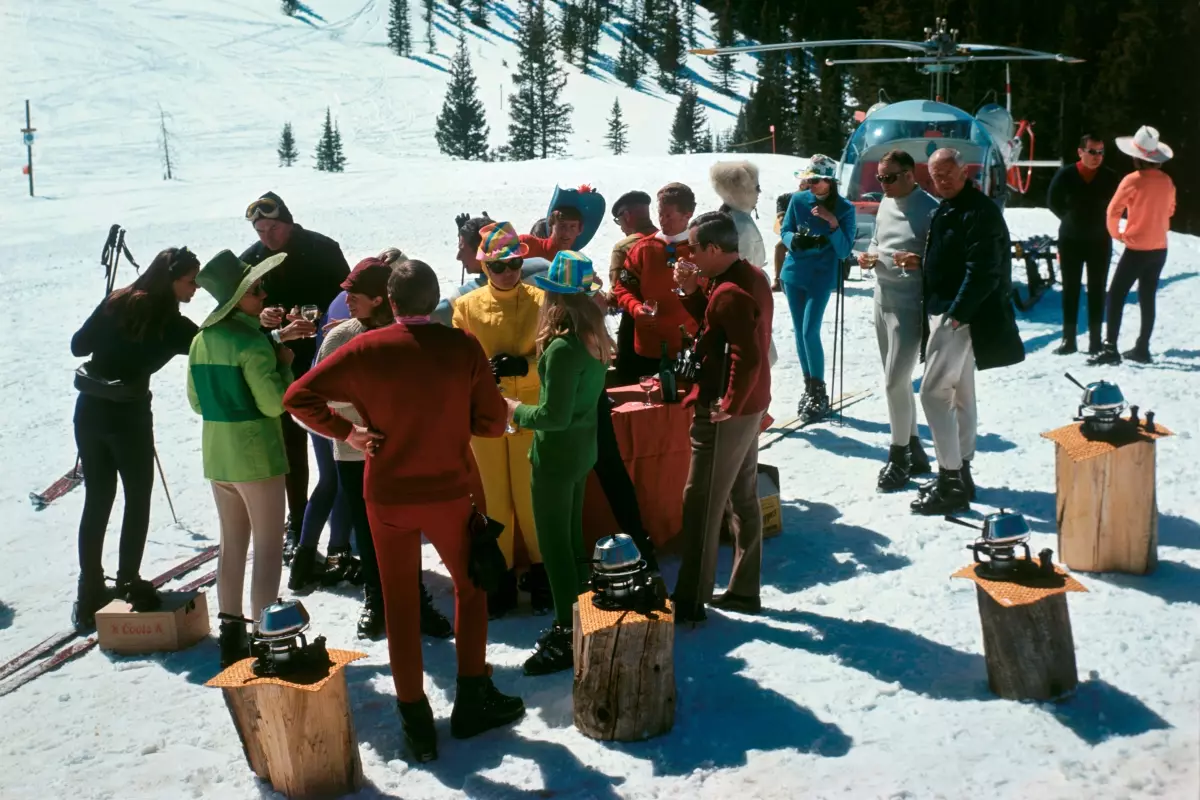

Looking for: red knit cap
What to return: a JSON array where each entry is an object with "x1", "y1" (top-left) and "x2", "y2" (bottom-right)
[{"x1": 341, "y1": 257, "x2": 392, "y2": 298}]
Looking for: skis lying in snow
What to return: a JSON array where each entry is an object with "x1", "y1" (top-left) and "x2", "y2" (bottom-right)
[
  {"x1": 29, "y1": 463, "x2": 85, "y2": 510},
  {"x1": 0, "y1": 546, "x2": 219, "y2": 693},
  {"x1": 758, "y1": 389, "x2": 874, "y2": 450}
]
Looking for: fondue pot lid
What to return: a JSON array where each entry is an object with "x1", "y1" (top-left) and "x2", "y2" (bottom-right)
[
  {"x1": 256, "y1": 598, "x2": 311, "y2": 641},
  {"x1": 593, "y1": 533, "x2": 643, "y2": 571},
  {"x1": 982, "y1": 509, "x2": 1031, "y2": 544},
  {"x1": 1083, "y1": 380, "x2": 1125, "y2": 409}
]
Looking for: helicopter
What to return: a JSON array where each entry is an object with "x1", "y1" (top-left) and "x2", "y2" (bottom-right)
[{"x1": 693, "y1": 18, "x2": 1084, "y2": 252}]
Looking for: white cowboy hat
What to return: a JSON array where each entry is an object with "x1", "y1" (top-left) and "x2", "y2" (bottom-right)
[{"x1": 1115, "y1": 125, "x2": 1173, "y2": 163}]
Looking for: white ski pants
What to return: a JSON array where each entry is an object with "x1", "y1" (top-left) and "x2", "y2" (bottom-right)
[
  {"x1": 211, "y1": 476, "x2": 285, "y2": 622},
  {"x1": 919, "y1": 314, "x2": 977, "y2": 471},
  {"x1": 873, "y1": 300, "x2": 923, "y2": 446}
]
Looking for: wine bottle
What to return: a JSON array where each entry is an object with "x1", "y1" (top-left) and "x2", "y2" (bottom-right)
[{"x1": 658, "y1": 341, "x2": 678, "y2": 403}]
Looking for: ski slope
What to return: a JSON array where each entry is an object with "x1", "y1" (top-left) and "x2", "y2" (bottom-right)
[{"x1": 1, "y1": 2, "x2": 1198, "y2": 799}]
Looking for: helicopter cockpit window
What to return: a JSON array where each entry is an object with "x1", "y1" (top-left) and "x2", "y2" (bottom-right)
[{"x1": 845, "y1": 118, "x2": 990, "y2": 164}]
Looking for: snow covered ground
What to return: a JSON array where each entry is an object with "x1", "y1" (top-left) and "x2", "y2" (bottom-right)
[{"x1": 1, "y1": 2, "x2": 1198, "y2": 799}]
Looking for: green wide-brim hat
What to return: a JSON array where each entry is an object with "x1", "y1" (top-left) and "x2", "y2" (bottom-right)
[{"x1": 197, "y1": 249, "x2": 288, "y2": 328}]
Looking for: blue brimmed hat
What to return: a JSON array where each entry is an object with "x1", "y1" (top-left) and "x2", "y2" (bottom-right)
[
  {"x1": 794, "y1": 154, "x2": 839, "y2": 182},
  {"x1": 534, "y1": 250, "x2": 602, "y2": 295}
]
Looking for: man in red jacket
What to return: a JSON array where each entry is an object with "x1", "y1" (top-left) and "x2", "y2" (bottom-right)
[
  {"x1": 520, "y1": 206, "x2": 583, "y2": 260},
  {"x1": 671, "y1": 211, "x2": 773, "y2": 623},
  {"x1": 612, "y1": 183, "x2": 702, "y2": 379},
  {"x1": 282, "y1": 260, "x2": 524, "y2": 763}
]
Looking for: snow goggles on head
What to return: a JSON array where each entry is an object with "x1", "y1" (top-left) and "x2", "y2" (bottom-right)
[{"x1": 245, "y1": 197, "x2": 282, "y2": 222}]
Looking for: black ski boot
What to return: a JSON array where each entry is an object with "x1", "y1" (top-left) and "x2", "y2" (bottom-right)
[
  {"x1": 282, "y1": 513, "x2": 301, "y2": 566},
  {"x1": 1087, "y1": 343, "x2": 1121, "y2": 366},
  {"x1": 961, "y1": 458, "x2": 976, "y2": 501},
  {"x1": 800, "y1": 379, "x2": 830, "y2": 423},
  {"x1": 357, "y1": 584, "x2": 385, "y2": 640},
  {"x1": 397, "y1": 695, "x2": 438, "y2": 763},
  {"x1": 908, "y1": 436, "x2": 932, "y2": 476},
  {"x1": 910, "y1": 469, "x2": 970, "y2": 515},
  {"x1": 450, "y1": 675, "x2": 526, "y2": 739},
  {"x1": 522, "y1": 623, "x2": 574, "y2": 676},
  {"x1": 321, "y1": 546, "x2": 358, "y2": 586},
  {"x1": 487, "y1": 568, "x2": 518, "y2": 620},
  {"x1": 1123, "y1": 345, "x2": 1153, "y2": 364},
  {"x1": 796, "y1": 377, "x2": 815, "y2": 417},
  {"x1": 1087, "y1": 334, "x2": 1103, "y2": 356},
  {"x1": 114, "y1": 575, "x2": 162, "y2": 612},
  {"x1": 519, "y1": 563, "x2": 553, "y2": 616},
  {"x1": 72, "y1": 575, "x2": 112, "y2": 633},
  {"x1": 218, "y1": 620, "x2": 250, "y2": 668},
  {"x1": 420, "y1": 581, "x2": 453, "y2": 639},
  {"x1": 287, "y1": 546, "x2": 325, "y2": 592},
  {"x1": 877, "y1": 445, "x2": 912, "y2": 493},
  {"x1": 1053, "y1": 326, "x2": 1077, "y2": 356}
]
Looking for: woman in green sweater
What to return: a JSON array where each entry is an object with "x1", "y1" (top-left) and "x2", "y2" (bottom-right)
[{"x1": 506, "y1": 250, "x2": 609, "y2": 676}]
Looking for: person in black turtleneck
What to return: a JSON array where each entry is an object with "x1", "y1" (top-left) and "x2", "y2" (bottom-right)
[
  {"x1": 1047, "y1": 134, "x2": 1121, "y2": 355},
  {"x1": 241, "y1": 192, "x2": 349, "y2": 562},
  {"x1": 69, "y1": 247, "x2": 201, "y2": 630}
]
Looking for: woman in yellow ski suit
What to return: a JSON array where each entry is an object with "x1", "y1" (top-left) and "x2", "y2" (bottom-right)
[{"x1": 452, "y1": 221, "x2": 549, "y2": 618}]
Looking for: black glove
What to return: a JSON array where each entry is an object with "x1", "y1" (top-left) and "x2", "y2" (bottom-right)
[
  {"x1": 455, "y1": 212, "x2": 470, "y2": 233},
  {"x1": 491, "y1": 353, "x2": 529, "y2": 379}
]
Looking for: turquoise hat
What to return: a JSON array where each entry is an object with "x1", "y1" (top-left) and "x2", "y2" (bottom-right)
[
  {"x1": 196, "y1": 249, "x2": 287, "y2": 328},
  {"x1": 794, "y1": 153, "x2": 839, "y2": 182},
  {"x1": 534, "y1": 250, "x2": 602, "y2": 295}
]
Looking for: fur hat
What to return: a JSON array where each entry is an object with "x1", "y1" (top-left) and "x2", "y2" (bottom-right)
[{"x1": 710, "y1": 161, "x2": 761, "y2": 213}]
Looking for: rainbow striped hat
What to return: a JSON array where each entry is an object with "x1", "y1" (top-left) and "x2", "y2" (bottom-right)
[
  {"x1": 476, "y1": 221, "x2": 530, "y2": 262},
  {"x1": 535, "y1": 250, "x2": 601, "y2": 295}
]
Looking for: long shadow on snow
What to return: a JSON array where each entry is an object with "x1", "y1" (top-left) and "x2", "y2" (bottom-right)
[
  {"x1": 835, "y1": 415, "x2": 1017, "y2": 454},
  {"x1": 0, "y1": 600, "x2": 13, "y2": 631},
  {"x1": 1085, "y1": 560, "x2": 1200, "y2": 605},
  {"x1": 768, "y1": 502, "x2": 911, "y2": 594},
  {"x1": 967, "y1": 486, "x2": 1057, "y2": 534}
]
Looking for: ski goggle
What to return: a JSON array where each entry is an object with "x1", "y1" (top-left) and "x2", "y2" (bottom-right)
[{"x1": 245, "y1": 197, "x2": 282, "y2": 223}]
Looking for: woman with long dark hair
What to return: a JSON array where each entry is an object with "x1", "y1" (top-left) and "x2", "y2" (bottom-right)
[{"x1": 70, "y1": 246, "x2": 201, "y2": 630}]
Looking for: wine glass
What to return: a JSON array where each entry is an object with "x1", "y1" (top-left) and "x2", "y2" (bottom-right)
[
  {"x1": 638, "y1": 375, "x2": 657, "y2": 407},
  {"x1": 301, "y1": 304, "x2": 320, "y2": 322},
  {"x1": 642, "y1": 299, "x2": 658, "y2": 318},
  {"x1": 892, "y1": 252, "x2": 912, "y2": 279},
  {"x1": 709, "y1": 398, "x2": 724, "y2": 418},
  {"x1": 673, "y1": 260, "x2": 696, "y2": 296}
]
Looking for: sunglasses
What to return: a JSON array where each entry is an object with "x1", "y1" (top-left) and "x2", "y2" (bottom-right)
[
  {"x1": 1084, "y1": 148, "x2": 1105, "y2": 156},
  {"x1": 486, "y1": 258, "x2": 523, "y2": 273},
  {"x1": 245, "y1": 198, "x2": 282, "y2": 223},
  {"x1": 247, "y1": 281, "x2": 267, "y2": 297},
  {"x1": 876, "y1": 172, "x2": 906, "y2": 185}
]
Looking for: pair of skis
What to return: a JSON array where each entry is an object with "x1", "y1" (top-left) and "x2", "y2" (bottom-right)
[
  {"x1": 758, "y1": 389, "x2": 874, "y2": 451},
  {"x1": 30, "y1": 463, "x2": 85, "y2": 510},
  {"x1": 0, "y1": 546, "x2": 220, "y2": 698}
]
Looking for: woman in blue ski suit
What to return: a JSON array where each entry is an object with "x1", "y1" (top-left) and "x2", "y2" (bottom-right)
[{"x1": 779, "y1": 154, "x2": 856, "y2": 420}]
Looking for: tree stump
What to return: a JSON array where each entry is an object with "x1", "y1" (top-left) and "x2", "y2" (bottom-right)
[
  {"x1": 1054, "y1": 437, "x2": 1158, "y2": 574},
  {"x1": 207, "y1": 649, "x2": 364, "y2": 799},
  {"x1": 975, "y1": 587, "x2": 1078, "y2": 701},
  {"x1": 572, "y1": 592, "x2": 675, "y2": 741}
]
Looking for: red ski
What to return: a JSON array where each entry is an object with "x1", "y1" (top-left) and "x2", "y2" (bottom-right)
[
  {"x1": 0, "y1": 638, "x2": 98, "y2": 698},
  {"x1": 30, "y1": 462, "x2": 84, "y2": 510}
]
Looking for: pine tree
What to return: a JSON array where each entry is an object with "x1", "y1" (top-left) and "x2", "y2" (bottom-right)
[
  {"x1": 560, "y1": 4, "x2": 582, "y2": 64},
  {"x1": 631, "y1": 0, "x2": 656, "y2": 55},
  {"x1": 668, "y1": 83, "x2": 709, "y2": 154},
  {"x1": 436, "y1": 33, "x2": 491, "y2": 160},
  {"x1": 314, "y1": 108, "x2": 338, "y2": 171},
  {"x1": 615, "y1": 32, "x2": 642, "y2": 88},
  {"x1": 387, "y1": 0, "x2": 412, "y2": 57},
  {"x1": 506, "y1": 0, "x2": 573, "y2": 159},
  {"x1": 605, "y1": 98, "x2": 629, "y2": 155},
  {"x1": 422, "y1": 0, "x2": 435, "y2": 52},
  {"x1": 741, "y1": 50, "x2": 787, "y2": 154},
  {"x1": 469, "y1": 0, "x2": 488, "y2": 28},
  {"x1": 579, "y1": 0, "x2": 604, "y2": 72},
  {"x1": 681, "y1": 0, "x2": 696, "y2": 48},
  {"x1": 655, "y1": 0, "x2": 684, "y2": 92},
  {"x1": 332, "y1": 121, "x2": 346, "y2": 172},
  {"x1": 281, "y1": 0, "x2": 299, "y2": 16},
  {"x1": 452, "y1": 2, "x2": 465, "y2": 30},
  {"x1": 712, "y1": 2, "x2": 736, "y2": 94},
  {"x1": 277, "y1": 122, "x2": 298, "y2": 166}
]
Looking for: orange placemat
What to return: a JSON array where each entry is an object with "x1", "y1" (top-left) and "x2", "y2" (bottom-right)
[
  {"x1": 206, "y1": 648, "x2": 365, "y2": 692},
  {"x1": 952, "y1": 563, "x2": 1087, "y2": 607},
  {"x1": 1041, "y1": 419, "x2": 1173, "y2": 463},
  {"x1": 576, "y1": 591, "x2": 673, "y2": 637}
]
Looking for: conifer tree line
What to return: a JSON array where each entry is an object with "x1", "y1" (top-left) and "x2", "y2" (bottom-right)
[{"x1": 699, "y1": 0, "x2": 1200, "y2": 232}]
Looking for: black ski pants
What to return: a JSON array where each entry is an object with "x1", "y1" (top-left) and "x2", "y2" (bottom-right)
[
  {"x1": 280, "y1": 411, "x2": 310, "y2": 528},
  {"x1": 74, "y1": 394, "x2": 156, "y2": 586},
  {"x1": 593, "y1": 391, "x2": 658, "y2": 570},
  {"x1": 1105, "y1": 248, "x2": 1168, "y2": 350},
  {"x1": 334, "y1": 460, "x2": 381, "y2": 603},
  {"x1": 1059, "y1": 237, "x2": 1112, "y2": 342}
]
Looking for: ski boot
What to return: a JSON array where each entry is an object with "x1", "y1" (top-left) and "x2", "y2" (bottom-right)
[
  {"x1": 796, "y1": 377, "x2": 815, "y2": 418},
  {"x1": 288, "y1": 546, "x2": 325, "y2": 593},
  {"x1": 1087, "y1": 334, "x2": 1103, "y2": 356},
  {"x1": 397, "y1": 695, "x2": 438, "y2": 762},
  {"x1": 910, "y1": 469, "x2": 970, "y2": 515},
  {"x1": 71, "y1": 575, "x2": 113, "y2": 633},
  {"x1": 519, "y1": 563, "x2": 553, "y2": 616},
  {"x1": 1087, "y1": 343, "x2": 1121, "y2": 366},
  {"x1": 523, "y1": 622, "x2": 574, "y2": 676},
  {"x1": 282, "y1": 513, "x2": 301, "y2": 566},
  {"x1": 1053, "y1": 326, "x2": 1077, "y2": 356},
  {"x1": 321, "y1": 546, "x2": 358, "y2": 586},
  {"x1": 450, "y1": 675, "x2": 525, "y2": 739},
  {"x1": 218, "y1": 619, "x2": 250, "y2": 669},
  {"x1": 487, "y1": 568, "x2": 518, "y2": 620},
  {"x1": 877, "y1": 445, "x2": 912, "y2": 493},
  {"x1": 908, "y1": 435, "x2": 932, "y2": 476},
  {"x1": 800, "y1": 379, "x2": 830, "y2": 423},
  {"x1": 1123, "y1": 345, "x2": 1153, "y2": 364},
  {"x1": 357, "y1": 590, "x2": 385, "y2": 640},
  {"x1": 420, "y1": 581, "x2": 453, "y2": 639}
]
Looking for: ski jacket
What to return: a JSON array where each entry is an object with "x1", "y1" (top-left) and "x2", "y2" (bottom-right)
[
  {"x1": 511, "y1": 335, "x2": 607, "y2": 482},
  {"x1": 779, "y1": 191, "x2": 856, "y2": 293},
  {"x1": 1106, "y1": 169, "x2": 1176, "y2": 251},
  {"x1": 921, "y1": 183, "x2": 1024, "y2": 371},
  {"x1": 431, "y1": 259, "x2": 550, "y2": 326},
  {"x1": 612, "y1": 232, "x2": 700, "y2": 358},
  {"x1": 452, "y1": 281, "x2": 544, "y2": 408},
  {"x1": 187, "y1": 311, "x2": 293, "y2": 482},
  {"x1": 1047, "y1": 162, "x2": 1120, "y2": 241},
  {"x1": 71, "y1": 297, "x2": 198, "y2": 399}
]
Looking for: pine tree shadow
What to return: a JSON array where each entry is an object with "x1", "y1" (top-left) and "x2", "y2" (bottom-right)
[{"x1": 0, "y1": 600, "x2": 13, "y2": 631}]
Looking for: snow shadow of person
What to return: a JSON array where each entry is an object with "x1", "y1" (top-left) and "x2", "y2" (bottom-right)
[
  {"x1": 834, "y1": 414, "x2": 1017, "y2": 455},
  {"x1": 1085, "y1": 559, "x2": 1200, "y2": 606},
  {"x1": 0, "y1": 599, "x2": 12, "y2": 631}
]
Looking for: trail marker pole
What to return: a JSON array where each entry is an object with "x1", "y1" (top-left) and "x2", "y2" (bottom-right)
[{"x1": 20, "y1": 100, "x2": 36, "y2": 197}]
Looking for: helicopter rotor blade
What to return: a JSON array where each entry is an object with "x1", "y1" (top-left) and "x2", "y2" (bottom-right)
[
  {"x1": 825, "y1": 54, "x2": 1083, "y2": 66},
  {"x1": 689, "y1": 38, "x2": 931, "y2": 57},
  {"x1": 960, "y1": 42, "x2": 1085, "y2": 63}
]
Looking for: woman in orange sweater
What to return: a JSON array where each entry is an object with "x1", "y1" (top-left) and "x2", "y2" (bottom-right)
[{"x1": 1090, "y1": 126, "x2": 1176, "y2": 366}]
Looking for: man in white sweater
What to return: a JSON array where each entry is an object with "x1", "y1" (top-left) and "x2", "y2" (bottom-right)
[{"x1": 860, "y1": 149, "x2": 940, "y2": 492}]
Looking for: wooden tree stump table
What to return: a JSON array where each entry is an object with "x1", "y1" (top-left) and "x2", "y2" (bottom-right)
[
  {"x1": 572, "y1": 592, "x2": 675, "y2": 741},
  {"x1": 952, "y1": 563, "x2": 1087, "y2": 701},
  {"x1": 1041, "y1": 419, "x2": 1172, "y2": 574},
  {"x1": 206, "y1": 648, "x2": 365, "y2": 799}
]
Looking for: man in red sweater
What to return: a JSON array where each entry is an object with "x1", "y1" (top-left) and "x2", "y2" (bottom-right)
[
  {"x1": 671, "y1": 211, "x2": 773, "y2": 623},
  {"x1": 283, "y1": 260, "x2": 524, "y2": 763},
  {"x1": 519, "y1": 206, "x2": 583, "y2": 260},
  {"x1": 612, "y1": 183, "x2": 702, "y2": 378}
]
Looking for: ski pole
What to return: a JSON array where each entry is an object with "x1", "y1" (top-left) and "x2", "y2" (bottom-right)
[
  {"x1": 838, "y1": 263, "x2": 846, "y2": 425},
  {"x1": 830, "y1": 263, "x2": 842, "y2": 420},
  {"x1": 153, "y1": 447, "x2": 180, "y2": 526}
]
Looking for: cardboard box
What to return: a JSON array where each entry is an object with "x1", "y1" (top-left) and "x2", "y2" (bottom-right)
[
  {"x1": 96, "y1": 590, "x2": 210, "y2": 655},
  {"x1": 758, "y1": 464, "x2": 782, "y2": 538}
]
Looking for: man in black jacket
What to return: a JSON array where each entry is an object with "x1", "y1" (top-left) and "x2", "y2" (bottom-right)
[
  {"x1": 913, "y1": 149, "x2": 1025, "y2": 515},
  {"x1": 242, "y1": 192, "x2": 351, "y2": 557},
  {"x1": 1047, "y1": 134, "x2": 1120, "y2": 354}
]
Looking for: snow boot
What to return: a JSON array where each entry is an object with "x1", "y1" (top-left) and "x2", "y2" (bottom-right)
[
  {"x1": 910, "y1": 469, "x2": 970, "y2": 515},
  {"x1": 1087, "y1": 333, "x2": 1103, "y2": 355},
  {"x1": 218, "y1": 620, "x2": 250, "y2": 669},
  {"x1": 282, "y1": 513, "x2": 301, "y2": 566},
  {"x1": 800, "y1": 379, "x2": 830, "y2": 423},
  {"x1": 796, "y1": 377, "x2": 815, "y2": 417},
  {"x1": 71, "y1": 575, "x2": 112, "y2": 633},
  {"x1": 519, "y1": 563, "x2": 553, "y2": 616},
  {"x1": 450, "y1": 675, "x2": 526, "y2": 739},
  {"x1": 487, "y1": 568, "x2": 518, "y2": 620},
  {"x1": 1123, "y1": 344, "x2": 1153, "y2": 364},
  {"x1": 287, "y1": 546, "x2": 325, "y2": 593},
  {"x1": 877, "y1": 445, "x2": 912, "y2": 493},
  {"x1": 1087, "y1": 343, "x2": 1121, "y2": 366},
  {"x1": 1053, "y1": 326, "x2": 1077, "y2": 356},
  {"x1": 917, "y1": 458, "x2": 975, "y2": 500},
  {"x1": 321, "y1": 546, "x2": 358, "y2": 586},
  {"x1": 396, "y1": 695, "x2": 438, "y2": 763},
  {"x1": 908, "y1": 436, "x2": 932, "y2": 476},
  {"x1": 420, "y1": 581, "x2": 453, "y2": 639},
  {"x1": 522, "y1": 623, "x2": 574, "y2": 676},
  {"x1": 357, "y1": 586, "x2": 385, "y2": 640},
  {"x1": 114, "y1": 575, "x2": 162, "y2": 613},
  {"x1": 708, "y1": 591, "x2": 761, "y2": 614}
]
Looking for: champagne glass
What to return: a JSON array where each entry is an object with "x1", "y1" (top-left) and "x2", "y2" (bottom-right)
[
  {"x1": 673, "y1": 260, "x2": 697, "y2": 296},
  {"x1": 892, "y1": 252, "x2": 912, "y2": 279},
  {"x1": 301, "y1": 304, "x2": 320, "y2": 322},
  {"x1": 859, "y1": 252, "x2": 879, "y2": 270},
  {"x1": 709, "y1": 397, "x2": 724, "y2": 419},
  {"x1": 642, "y1": 299, "x2": 658, "y2": 318},
  {"x1": 639, "y1": 375, "x2": 657, "y2": 407}
]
